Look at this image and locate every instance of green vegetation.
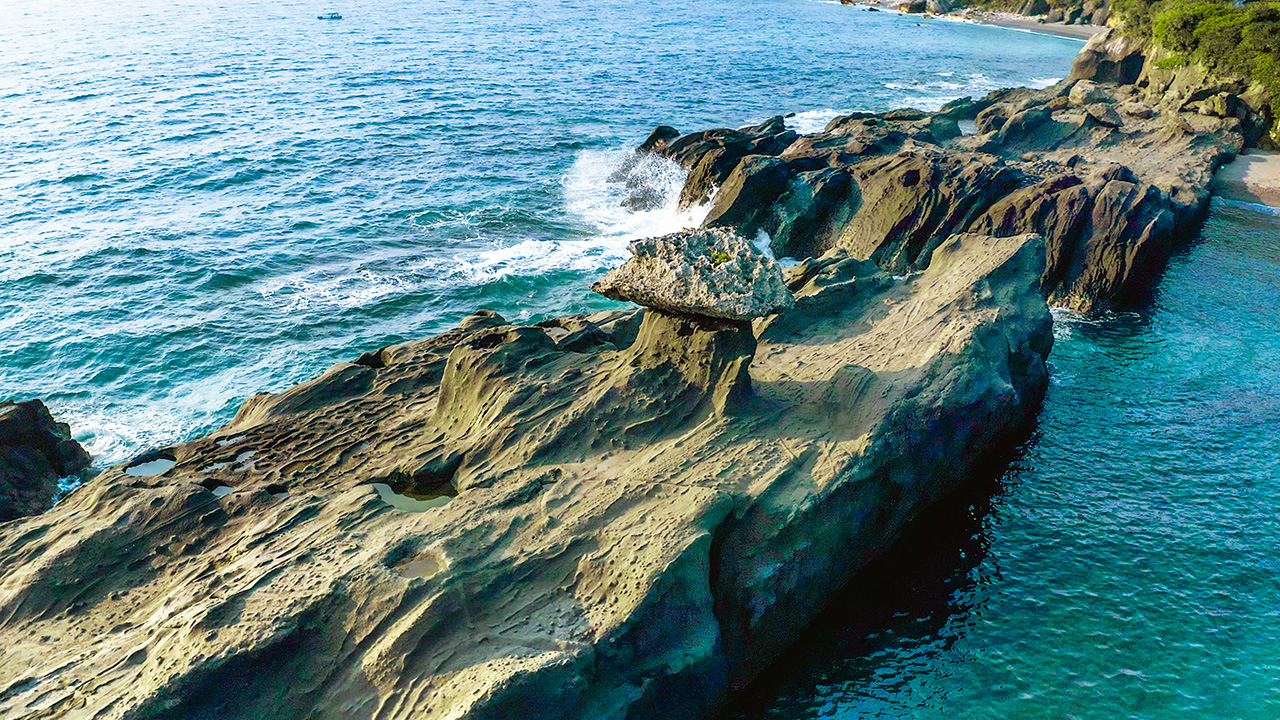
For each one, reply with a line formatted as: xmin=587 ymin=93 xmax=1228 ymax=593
xmin=1115 ymin=0 xmax=1280 ymax=120
xmin=1153 ymin=54 xmax=1189 ymax=68
xmin=710 ymin=252 xmax=731 ymax=265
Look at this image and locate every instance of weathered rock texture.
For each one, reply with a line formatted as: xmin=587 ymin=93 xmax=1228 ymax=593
xmin=591 ymin=228 xmax=795 ymax=321
xmin=0 ymin=400 xmax=91 ymax=521
xmin=2 ymin=27 xmax=1251 ymax=720
xmin=0 ymin=230 xmax=1050 ymax=719
xmin=626 ymin=28 xmax=1261 ymax=313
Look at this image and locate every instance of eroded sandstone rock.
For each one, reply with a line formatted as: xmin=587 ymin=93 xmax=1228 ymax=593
xmin=0 ymin=228 xmax=1050 ymax=719
xmin=626 ymin=29 xmax=1250 ymax=312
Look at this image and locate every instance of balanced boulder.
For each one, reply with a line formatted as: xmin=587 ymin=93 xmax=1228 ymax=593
xmin=592 ymin=228 xmax=795 ymax=321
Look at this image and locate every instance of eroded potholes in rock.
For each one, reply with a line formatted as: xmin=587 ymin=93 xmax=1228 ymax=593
xmin=371 ymin=483 xmax=452 ymax=512
xmin=397 ymin=553 xmax=442 ymax=579
xmin=124 ymin=450 xmax=177 ymax=477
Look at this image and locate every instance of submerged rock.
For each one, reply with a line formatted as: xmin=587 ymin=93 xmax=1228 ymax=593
xmin=591 ymin=228 xmax=795 ymax=321
xmin=0 ymin=400 xmax=91 ymax=521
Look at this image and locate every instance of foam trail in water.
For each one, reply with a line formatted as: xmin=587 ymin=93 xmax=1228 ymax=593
xmin=787 ymin=109 xmax=852 ymax=135
xmin=449 ymin=149 xmax=710 ymax=281
xmin=1212 ymin=196 xmax=1280 ymax=217
xmin=885 ymin=72 xmax=1062 ymax=111
xmin=51 ymin=401 xmax=200 ymax=468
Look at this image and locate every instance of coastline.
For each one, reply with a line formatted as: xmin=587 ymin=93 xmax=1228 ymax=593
xmin=839 ymin=0 xmax=1108 ymax=41
xmin=949 ymin=11 xmax=1107 ymax=41
xmin=1211 ymin=150 xmax=1280 ymax=208
xmin=0 ymin=14 xmax=1272 ymax=720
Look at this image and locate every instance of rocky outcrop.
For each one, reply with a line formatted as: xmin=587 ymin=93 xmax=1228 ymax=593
xmin=590 ymin=228 xmax=795 ymax=321
xmin=0 ymin=26 xmax=1254 ymax=720
xmin=626 ymin=30 xmax=1251 ymax=312
xmin=1067 ymin=27 xmax=1145 ymax=84
xmin=0 ymin=400 xmax=91 ymax=521
xmin=0 ymin=227 xmax=1050 ymax=718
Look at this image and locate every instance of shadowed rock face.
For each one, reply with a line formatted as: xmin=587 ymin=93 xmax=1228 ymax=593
xmin=0 ymin=229 xmax=1050 ymax=719
xmin=590 ymin=228 xmax=796 ymax=321
xmin=0 ymin=400 xmax=91 ymax=521
xmin=633 ymin=29 xmax=1258 ymax=313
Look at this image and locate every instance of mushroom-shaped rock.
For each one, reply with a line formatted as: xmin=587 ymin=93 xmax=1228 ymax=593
xmin=592 ymin=228 xmax=796 ymax=321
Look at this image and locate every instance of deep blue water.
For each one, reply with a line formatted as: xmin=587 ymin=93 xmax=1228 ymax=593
xmin=0 ymin=0 xmax=1077 ymax=464
xmin=8 ymin=0 xmax=1276 ymax=717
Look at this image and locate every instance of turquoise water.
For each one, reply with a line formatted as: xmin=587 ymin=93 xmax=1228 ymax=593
xmin=725 ymin=201 xmax=1280 ymax=718
xmin=0 ymin=0 xmax=1079 ymax=465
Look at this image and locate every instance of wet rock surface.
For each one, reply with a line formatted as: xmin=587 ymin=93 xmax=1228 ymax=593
xmin=591 ymin=228 xmax=795 ymax=321
xmin=0 ymin=400 xmax=90 ymax=521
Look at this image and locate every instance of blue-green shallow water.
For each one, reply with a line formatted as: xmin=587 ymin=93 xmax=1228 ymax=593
xmin=0 ymin=0 xmax=1079 ymax=465
xmin=723 ymin=200 xmax=1280 ymax=719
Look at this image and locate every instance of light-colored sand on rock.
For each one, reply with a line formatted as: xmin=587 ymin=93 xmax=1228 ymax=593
xmin=0 ymin=231 xmax=1050 ymax=719
xmin=1211 ymin=150 xmax=1280 ymax=207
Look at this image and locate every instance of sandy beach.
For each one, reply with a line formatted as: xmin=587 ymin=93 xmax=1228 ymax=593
xmin=1211 ymin=150 xmax=1280 ymax=207
xmin=839 ymin=0 xmax=1108 ymax=41
xmin=958 ymin=12 xmax=1108 ymax=40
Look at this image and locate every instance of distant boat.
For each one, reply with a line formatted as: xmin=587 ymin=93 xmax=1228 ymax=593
xmin=317 ymin=11 xmax=342 ymax=20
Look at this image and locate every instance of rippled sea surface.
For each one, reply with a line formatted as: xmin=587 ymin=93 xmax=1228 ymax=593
xmin=0 ymin=0 xmax=1078 ymax=465
xmin=724 ymin=201 xmax=1280 ymax=718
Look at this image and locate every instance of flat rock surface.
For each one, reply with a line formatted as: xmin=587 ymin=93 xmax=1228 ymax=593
xmin=591 ymin=228 xmax=795 ymax=321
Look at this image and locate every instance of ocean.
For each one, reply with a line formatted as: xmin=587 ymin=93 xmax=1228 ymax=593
xmin=0 ymin=0 xmax=1074 ymax=464
xmin=5 ymin=0 xmax=1277 ymax=716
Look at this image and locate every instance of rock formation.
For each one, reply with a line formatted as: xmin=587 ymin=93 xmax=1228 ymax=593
xmin=0 ymin=25 xmax=1257 ymax=720
xmin=590 ymin=228 xmax=795 ymax=321
xmin=0 ymin=400 xmax=91 ymax=521
xmin=611 ymin=28 xmax=1262 ymax=313
xmin=0 ymin=228 xmax=1050 ymax=718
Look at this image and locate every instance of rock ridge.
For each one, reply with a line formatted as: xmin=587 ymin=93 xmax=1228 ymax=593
xmin=0 ymin=228 xmax=1050 ymax=718
xmin=612 ymin=28 xmax=1260 ymax=313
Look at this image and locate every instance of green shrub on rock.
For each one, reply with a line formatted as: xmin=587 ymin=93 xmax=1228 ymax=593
xmin=1116 ymin=0 xmax=1280 ymax=137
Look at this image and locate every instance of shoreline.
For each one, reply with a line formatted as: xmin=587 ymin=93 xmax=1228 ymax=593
xmin=839 ymin=0 xmax=1108 ymax=41
xmin=1211 ymin=150 xmax=1280 ymax=208
xmin=946 ymin=9 xmax=1107 ymax=40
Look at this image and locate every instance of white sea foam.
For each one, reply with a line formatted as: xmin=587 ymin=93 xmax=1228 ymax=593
xmin=52 ymin=401 xmax=199 ymax=468
xmin=444 ymin=149 xmax=710 ymax=282
xmin=1212 ymin=196 xmax=1280 ymax=216
xmin=884 ymin=72 xmax=1062 ymax=111
xmin=787 ymin=109 xmax=850 ymax=135
xmin=264 ymin=269 xmax=417 ymax=313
